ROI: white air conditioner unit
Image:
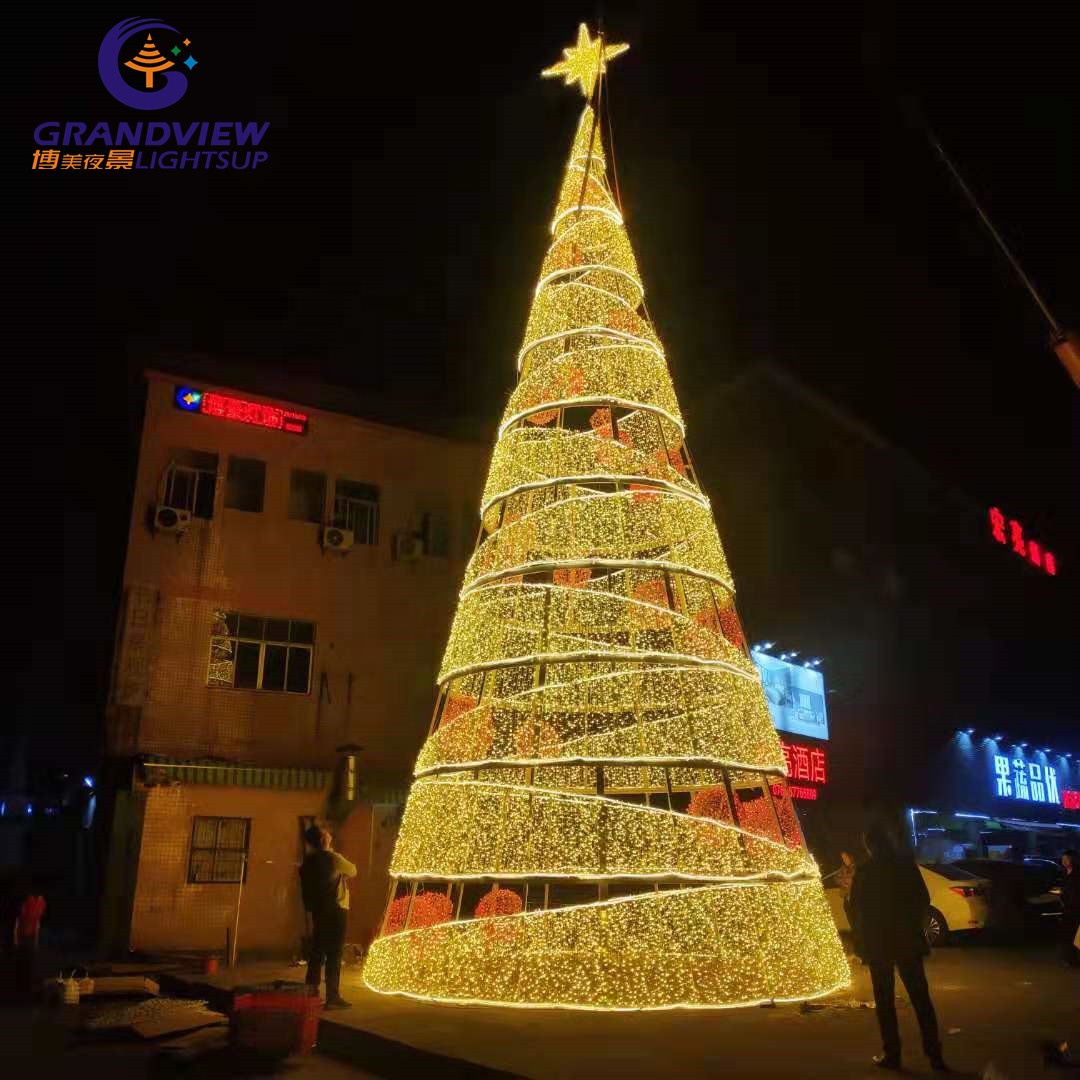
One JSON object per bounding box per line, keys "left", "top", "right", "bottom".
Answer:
{"left": 322, "top": 526, "right": 355, "bottom": 553}
{"left": 154, "top": 505, "right": 191, "bottom": 535}
{"left": 394, "top": 532, "right": 423, "bottom": 562}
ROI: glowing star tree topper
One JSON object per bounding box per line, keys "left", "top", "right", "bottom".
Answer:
{"left": 541, "top": 23, "right": 628, "bottom": 99}
{"left": 362, "top": 24, "right": 850, "bottom": 1012}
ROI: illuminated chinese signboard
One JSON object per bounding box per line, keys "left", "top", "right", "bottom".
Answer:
{"left": 175, "top": 386, "right": 309, "bottom": 435}
{"left": 992, "top": 753, "right": 1060, "bottom": 805}
{"left": 773, "top": 740, "right": 827, "bottom": 801}
{"left": 781, "top": 741, "right": 827, "bottom": 785}
{"left": 989, "top": 508, "right": 1057, "bottom": 576}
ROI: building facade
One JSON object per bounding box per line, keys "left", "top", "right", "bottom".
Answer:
{"left": 690, "top": 364, "right": 1077, "bottom": 860}
{"left": 101, "top": 368, "right": 487, "bottom": 957}
{"left": 910, "top": 735, "right": 1080, "bottom": 863}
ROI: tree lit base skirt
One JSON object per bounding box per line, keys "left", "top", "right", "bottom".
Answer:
{"left": 362, "top": 879, "right": 850, "bottom": 1010}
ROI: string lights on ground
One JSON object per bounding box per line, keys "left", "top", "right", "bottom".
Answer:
{"left": 363, "top": 23, "right": 849, "bottom": 1011}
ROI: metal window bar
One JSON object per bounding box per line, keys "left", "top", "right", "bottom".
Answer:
{"left": 188, "top": 816, "right": 250, "bottom": 884}
{"left": 164, "top": 463, "right": 214, "bottom": 515}
{"left": 332, "top": 495, "right": 379, "bottom": 544}
{"left": 207, "top": 614, "right": 314, "bottom": 694}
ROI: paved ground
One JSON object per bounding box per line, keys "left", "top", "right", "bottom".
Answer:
{"left": 2, "top": 962, "right": 377, "bottom": 1080}
{"left": 326, "top": 940, "right": 1079, "bottom": 1078}
{"left": 10, "top": 940, "right": 1080, "bottom": 1078}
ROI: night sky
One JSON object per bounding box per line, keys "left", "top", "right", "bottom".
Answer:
{"left": 7, "top": 3, "right": 1077, "bottom": 769}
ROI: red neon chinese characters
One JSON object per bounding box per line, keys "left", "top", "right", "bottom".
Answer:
{"left": 792, "top": 745, "right": 811, "bottom": 782}
{"left": 199, "top": 392, "right": 309, "bottom": 435}
{"left": 989, "top": 507, "right": 1007, "bottom": 544}
{"left": 989, "top": 507, "right": 1058, "bottom": 578}
{"left": 1063, "top": 790, "right": 1080, "bottom": 811}
{"left": 780, "top": 741, "right": 827, "bottom": 786}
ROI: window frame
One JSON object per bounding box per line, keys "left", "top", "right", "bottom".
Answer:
{"left": 332, "top": 480, "right": 380, "bottom": 545}
{"left": 163, "top": 450, "right": 219, "bottom": 520}
{"left": 207, "top": 611, "right": 316, "bottom": 695}
{"left": 422, "top": 510, "right": 452, "bottom": 558}
{"left": 187, "top": 815, "right": 251, "bottom": 884}
{"left": 288, "top": 468, "right": 327, "bottom": 524}
{"left": 224, "top": 455, "right": 266, "bottom": 513}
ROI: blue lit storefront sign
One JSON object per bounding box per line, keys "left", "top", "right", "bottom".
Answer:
{"left": 992, "top": 754, "right": 1061, "bottom": 805}
{"left": 908, "top": 737, "right": 1080, "bottom": 860}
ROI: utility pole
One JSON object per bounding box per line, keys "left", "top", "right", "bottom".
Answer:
{"left": 923, "top": 123, "right": 1079, "bottom": 389}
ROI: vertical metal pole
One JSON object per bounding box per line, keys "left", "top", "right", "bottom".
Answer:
{"left": 367, "top": 807, "right": 375, "bottom": 878}
{"left": 230, "top": 852, "right": 246, "bottom": 967}
{"left": 378, "top": 878, "right": 397, "bottom": 937}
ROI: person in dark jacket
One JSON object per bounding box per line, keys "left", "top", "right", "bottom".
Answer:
{"left": 1060, "top": 850, "right": 1080, "bottom": 968}
{"left": 850, "top": 825, "right": 947, "bottom": 1072}
{"left": 300, "top": 825, "right": 357, "bottom": 1009}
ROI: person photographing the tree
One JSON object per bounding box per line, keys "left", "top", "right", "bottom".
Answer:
{"left": 850, "top": 824, "right": 947, "bottom": 1072}
{"left": 300, "top": 824, "right": 356, "bottom": 1009}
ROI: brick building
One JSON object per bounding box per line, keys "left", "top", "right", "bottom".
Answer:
{"left": 100, "top": 367, "right": 487, "bottom": 958}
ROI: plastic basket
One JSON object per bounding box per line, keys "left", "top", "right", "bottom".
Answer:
{"left": 231, "top": 988, "right": 320, "bottom": 1055}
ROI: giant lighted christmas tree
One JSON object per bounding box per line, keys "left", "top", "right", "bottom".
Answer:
{"left": 363, "top": 25, "right": 850, "bottom": 1010}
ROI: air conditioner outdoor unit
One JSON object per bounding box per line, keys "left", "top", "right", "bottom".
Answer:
{"left": 322, "top": 526, "right": 355, "bottom": 553}
{"left": 394, "top": 532, "right": 423, "bottom": 562}
{"left": 154, "top": 505, "right": 191, "bottom": 535}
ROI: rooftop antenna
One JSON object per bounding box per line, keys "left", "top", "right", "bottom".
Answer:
{"left": 914, "top": 107, "right": 1080, "bottom": 389}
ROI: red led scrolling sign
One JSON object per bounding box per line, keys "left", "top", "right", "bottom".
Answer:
{"left": 989, "top": 508, "right": 1057, "bottom": 576}
{"left": 772, "top": 783, "right": 818, "bottom": 802}
{"left": 175, "top": 386, "right": 309, "bottom": 435}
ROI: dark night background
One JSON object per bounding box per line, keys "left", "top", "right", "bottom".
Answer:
{"left": 5, "top": 3, "right": 1077, "bottom": 776}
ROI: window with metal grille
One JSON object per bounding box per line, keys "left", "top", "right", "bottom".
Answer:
{"left": 332, "top": 479, "right": 379, "bottom": 544}
{"left": 188, "top": 816, "right": 250, "bottom": 883}
{"left": 208, "top": 611, "right": 315, "bottom": 693}
{"left": 164, "top": 448, "right": 218, "bottom": 519}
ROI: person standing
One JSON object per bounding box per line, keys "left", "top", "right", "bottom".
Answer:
{"left": 13, "top": 882, "right": 46, "bottom": 1000}
{"left": 829, "top": 851, "right": 864, "bottom": 963}
{"left": 850, "top": 825, "right": 947, "bottom": 1072}
{"left": 1060, "top": 850, "right": 1080, "bottom": 968}
{"left": 836, "top": 850, "right": 857, "bottom": 935}
{"left": 300, "top": 825, "right": 356, "bottom": 1009}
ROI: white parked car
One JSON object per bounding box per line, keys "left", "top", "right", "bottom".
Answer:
{"left": 825, "top": 862, "right": 991, "bottom": 946}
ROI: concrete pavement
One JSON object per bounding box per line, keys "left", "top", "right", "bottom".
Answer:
{"left": 157, "top": 939, "right": 1080, "bottom": 1078}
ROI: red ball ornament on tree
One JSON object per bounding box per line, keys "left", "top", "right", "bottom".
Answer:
{"left": 474, "top": 886, "right": 524, "bottom": 945}
{"left": 717, "top": 608, "right": 745, "bottom": 649}
{"left": 687, "top": 785, "right": 733, "bottom": 824}
{"left": 383, "top": 889, "right": 454, "bottom": 936}
{"left": 475, "top": 886, "right": 524, "bottom": 920}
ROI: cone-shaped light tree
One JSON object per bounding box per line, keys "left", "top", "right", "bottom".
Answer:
{"left": 363, "top": 25, "right": 850, "bottom": 1010}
